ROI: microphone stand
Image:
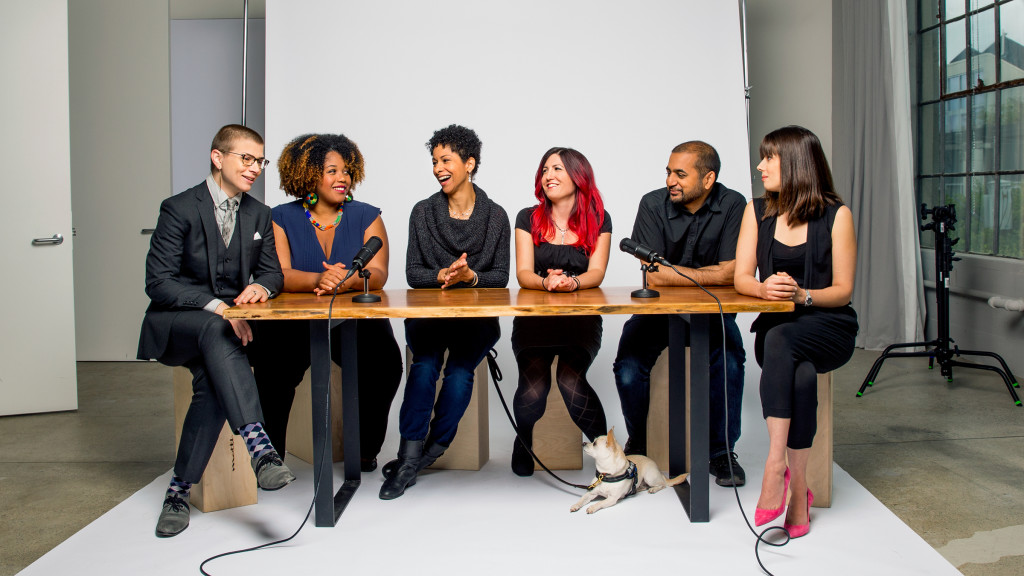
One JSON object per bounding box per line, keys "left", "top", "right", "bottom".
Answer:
{"left": 631, "top": 262, "right": 660, "bottom": 299}
{"left": 352, "top": 268, "right": 381, "bottom": 303}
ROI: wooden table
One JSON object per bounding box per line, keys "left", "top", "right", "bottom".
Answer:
{"left": 227, "top": 286, "right": 792, "bottom": 526}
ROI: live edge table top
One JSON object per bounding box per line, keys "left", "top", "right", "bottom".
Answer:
{"left": 223, "top": 286, "right": 794, "bottom": 320}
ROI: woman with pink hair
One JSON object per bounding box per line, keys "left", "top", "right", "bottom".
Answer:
{"left": 509, "top": 147, "right": 612, "bottom": 476}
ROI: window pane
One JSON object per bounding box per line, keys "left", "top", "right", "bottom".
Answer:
{"left": 922, "top": 0, "right": 940, "bottom": 29}
{"left": 969, "top": 8, "right": 995, "bottom": 86}
{"left": 1000, "top": 0, "right": 1024, "bottom": 82}
{"left": 921, "top": 102, "right": 943, "bottom": 174}
{"left": 971, "top": 91, "right": 996, "bottom": 171}
{"left": 998, "top": 175, "right": 1023, "bottom": 258}
{"left": 943, "top": 177, "right": 968, "bottom": 247}
{"left": 919, "top": 177, "right": 942, "bottom": 249}
{"left": 945, "top": 0, "right": 965, "bottom": 20}
{"left": 1002, "top": 86, "right": 1024, "bottom": 171}
{"left": 922, "top": 28, "right": 941, "bottom": 101}
{"left": 946, "top": 19, "right": 968, "bottom": 92}
{"left": 969, "top": 175, "right": 996, "bottom": 254}
{"left": 944, "top": 97, "right": 968, "bottom": 172}
{"left": 968, "top": 0, "right": 994, "bottom": 10}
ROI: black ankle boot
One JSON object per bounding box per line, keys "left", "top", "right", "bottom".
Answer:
{"left": 379, "top": 438, "right": 423, "bottom": 500}
{"left": 511, "top": 437, "right": 535, "bottom": 477}
{"left": 382, "top": 442, "right": 447, "bottom": 479}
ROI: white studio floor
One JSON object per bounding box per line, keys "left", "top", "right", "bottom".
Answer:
{"left": 18, "top": 428, "right": 960, "bottom": 576}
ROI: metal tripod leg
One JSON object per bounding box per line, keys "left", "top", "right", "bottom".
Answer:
{"left": 947, "top": 353, "right": 1022, "bottom": 406}
{"left": 856, "top": 340, "right": 936, "bottom": 397}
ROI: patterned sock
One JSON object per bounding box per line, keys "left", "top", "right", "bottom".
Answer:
{"left": 239, "top": 422, "right": 276, "bottom": 460}
{"left": 166, "top": 475, "right": 191, "bottom": 500}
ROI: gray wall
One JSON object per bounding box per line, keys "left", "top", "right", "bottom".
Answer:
{"left": 746, "top": 0, "right": 833, "bottom": 191}
{"left": 69, "top": 0, "right": 171, "bottom": 360}
{"left": 170, "top": 18, "right": 266, "bottom": 201}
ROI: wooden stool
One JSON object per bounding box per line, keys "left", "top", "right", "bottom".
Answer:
{"left": 646, "top": 349, "right": 688, "bottom": 472}
{"left": 807, "top": 372, "right": 833, "bottom": 508}
{"left": 405, "top": 348, "right": 489, "bottom": 470}
{"left": 286, "top": 362, "right": 344, "bottom": 464}
{"left": 527, "top": 356, "right": 584, "bottom": 471}
{"left": 172, "top": 367, "right": 256, "bottom": 512}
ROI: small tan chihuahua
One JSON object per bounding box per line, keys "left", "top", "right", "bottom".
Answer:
{"left": 570, "top": 427, "right": 688, "bottom": 514}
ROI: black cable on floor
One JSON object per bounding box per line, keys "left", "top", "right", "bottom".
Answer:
{"left": 199, "top": 289, "right": 340, "bottom": 575}
{"left": 662, "top": 265, "right": 792, "bottom": 576}
{"left": 486, "top": 349, "right": 592, "bottom": 491}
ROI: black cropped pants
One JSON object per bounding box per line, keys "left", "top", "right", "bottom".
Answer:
{"left": 754, "top": 307, "right": 857, "bottom": 449}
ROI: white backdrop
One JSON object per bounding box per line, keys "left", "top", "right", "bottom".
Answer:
{"left": 264, "top": 0, "right": 754, "bottom": 442}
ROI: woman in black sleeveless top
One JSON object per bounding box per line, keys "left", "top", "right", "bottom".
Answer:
{"left": 734, "top": 126, "right": 858, "bottom": 538}
{"left": 510, "top": 147, "right": 611, "bottom": 476}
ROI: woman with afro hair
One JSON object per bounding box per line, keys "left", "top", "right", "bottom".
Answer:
{"left": 379, "top": 124, "right": 511, "bottom": 500}
{"left": 250, "top": 133, "right": 402, "bottom": 472}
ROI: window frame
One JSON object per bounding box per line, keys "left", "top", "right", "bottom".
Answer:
{"left": 915, "top": 0, "right": 1024, "bottom": 258}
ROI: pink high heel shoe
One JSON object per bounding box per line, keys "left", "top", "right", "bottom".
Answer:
{"left": 754, "top": 467, "right": 790, "bottom": 526}
{"left": 784, "top": 489, "right": 814, "bottom": 538}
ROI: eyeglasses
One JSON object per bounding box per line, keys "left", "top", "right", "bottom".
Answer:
{"left": 222, "top": 150, "right": 270, "bottom": 170}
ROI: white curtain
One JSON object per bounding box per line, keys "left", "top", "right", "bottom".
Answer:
{"left": 833, "top": 0, "right": 925, "bottom": 349}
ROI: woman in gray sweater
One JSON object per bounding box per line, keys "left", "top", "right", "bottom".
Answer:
{"left": 379, "top": 124, "right": 510, "bottom": 500}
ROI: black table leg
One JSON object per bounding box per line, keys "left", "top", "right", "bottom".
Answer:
{"left": 669, "top": 314, "right": 710, "bottom": 522}
{"left": 310, "top": 319, "right": 361, "bottom": 527}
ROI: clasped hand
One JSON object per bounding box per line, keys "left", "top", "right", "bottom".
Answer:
{"left": 760, "top": 271, "right": 800, "bottom": 301}
{"left": 315, "top": 261, "right": 350, "bottom": 296}
{"left": 542, "top": 269, "right": 576, "bottom": 292}
{"left": 440, "top": 253, "right": 474, "bottom": 289}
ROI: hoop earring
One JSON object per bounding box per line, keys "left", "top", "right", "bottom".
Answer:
{"left": 304, "top": 191, "right": 318, "bottom": 206}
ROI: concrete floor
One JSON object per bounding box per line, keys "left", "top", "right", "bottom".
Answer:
{"left": 1, "top": 349, "right": 1022, "bottom": 576}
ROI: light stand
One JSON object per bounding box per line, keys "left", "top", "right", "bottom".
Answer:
{"left": 352, "top": 268, "right": 380, "bottom": 303}
{"left": 631, "top": 262, "right": 660, "bottom": 299}
{"left": 857, "top": 203, "right": 1020, "bottom": 406}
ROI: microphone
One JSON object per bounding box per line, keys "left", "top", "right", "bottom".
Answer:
{"left": 340, "top": 236, "right": 383, "bottom": 285}
{"left": 619, "top": 238, "right": 671, "bottom": 266}
{"left": 352, "top": 236, "right": 383, "bottom": 271}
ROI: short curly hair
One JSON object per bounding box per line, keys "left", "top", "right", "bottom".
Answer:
{"left": 426, "top": 124, "right": 481, "bottom": 177}
{"left": 278, "top": 133, "right": 365, "bottom": 200}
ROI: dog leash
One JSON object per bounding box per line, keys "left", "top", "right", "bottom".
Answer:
{"left": 486, "top": 349, "right": 592, "bottom": 491}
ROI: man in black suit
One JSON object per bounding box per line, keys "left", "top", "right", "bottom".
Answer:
{"left": 139, "top": 124, "right": 294, "bottom": 537}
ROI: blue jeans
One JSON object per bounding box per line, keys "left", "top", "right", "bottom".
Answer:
{"left": 612, "top": 313, "right": 745, "bottom": 460}
{"left": 400, "top": 317, "right": 500, "bottom": 446}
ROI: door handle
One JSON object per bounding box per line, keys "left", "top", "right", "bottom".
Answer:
{"left": 141, "top": 228, "right": 156, "bottom": 235}
{"left": 32, "top": 234, "right": 64, "bottom": 246}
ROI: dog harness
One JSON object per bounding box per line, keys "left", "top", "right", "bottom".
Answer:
{"left": 587, "top": 461, "right": 639, "bottom": 497}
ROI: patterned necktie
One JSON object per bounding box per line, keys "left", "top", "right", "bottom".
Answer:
{"left": 221, "top": 197, "right": 239, "bottom": 247}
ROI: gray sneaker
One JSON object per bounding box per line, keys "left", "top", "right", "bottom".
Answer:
{"left": 251, "top": 451, "right": 296, "bottom": 491}
{"left": 155, "top": 493, "right": 190, "bottom": 537}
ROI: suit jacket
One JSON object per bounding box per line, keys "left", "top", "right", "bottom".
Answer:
{"left": 137, "top": 181, "right": 283, "bottom": 360}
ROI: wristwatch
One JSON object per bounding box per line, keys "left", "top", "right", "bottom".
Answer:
{"left": 803, "top": 289, "right": 813, "bottom": 307}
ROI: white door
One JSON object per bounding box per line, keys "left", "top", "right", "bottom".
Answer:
{"left": 0, "top": 0, "right": 78, "bottom": 415}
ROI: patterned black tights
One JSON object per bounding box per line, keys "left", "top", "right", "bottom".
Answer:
{"left": 511, "top": 347, "right": 608, "bottom": 474}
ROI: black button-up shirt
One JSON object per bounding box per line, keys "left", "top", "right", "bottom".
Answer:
{"left": 630, "top": 182, "right": 746, "bottom": 268}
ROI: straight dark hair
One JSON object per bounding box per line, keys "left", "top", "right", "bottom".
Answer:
{"left": 758, "top": 125, "right": 841, "bottom": 225}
